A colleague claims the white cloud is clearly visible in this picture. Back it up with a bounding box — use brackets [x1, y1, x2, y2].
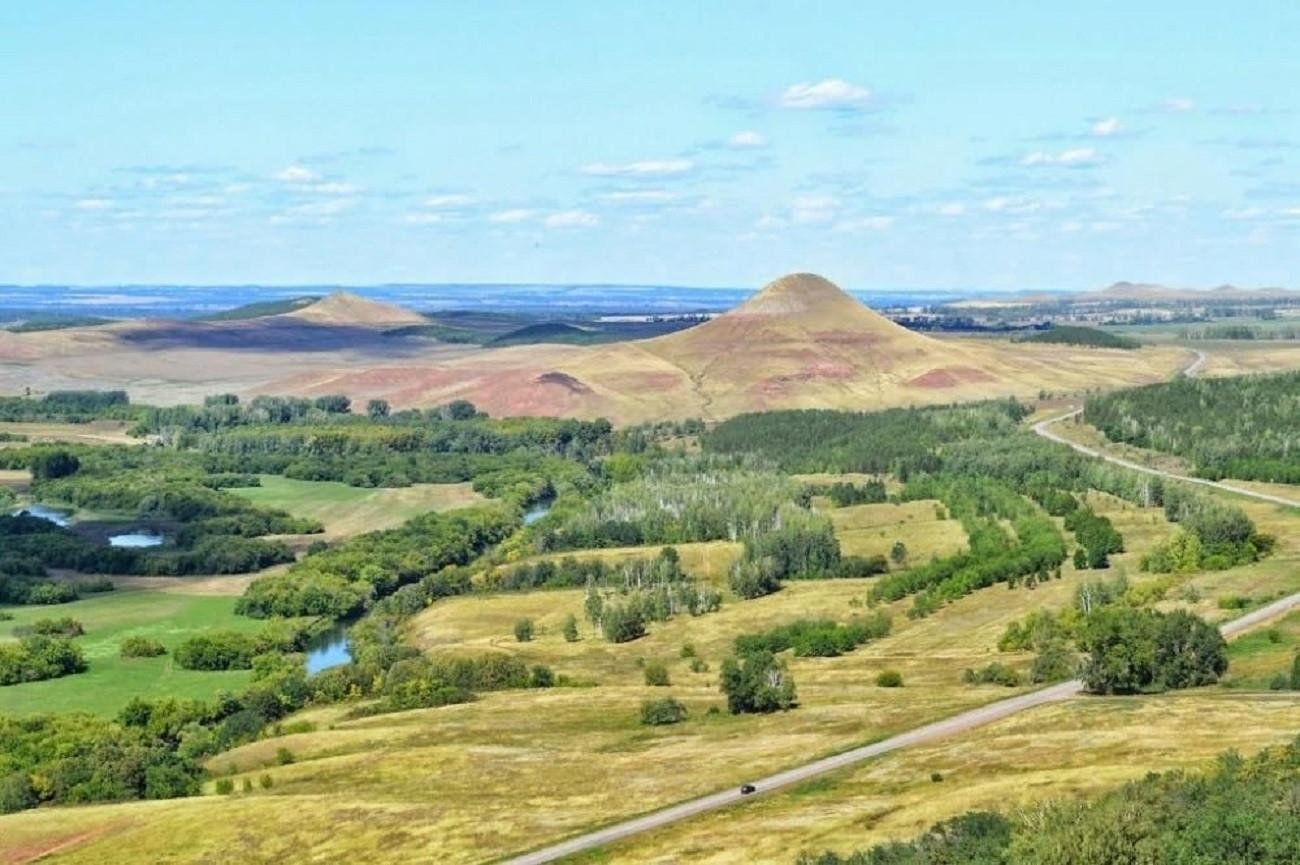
[1162, 97, 1195, 113]
[935, 202, 966, 217]
[598, 190, 680, 204]
[984, 196, 1041, 214]
[422, 194, 477, 209]
[754, 214, 787, 231]
[74, 198, 114, 210]
[1021, 146, 1098, 167]
[273, 197, 357, 222]
[1091, 116, 1122, 137]
[1222, 207, 1265, 220]
[488, 208, 536, 224]
[728, 130, 768, 149]
[580, 159, 693, 177]
[778, 78, 872, 111]
[790, 194, 838, 224]
[309, 181, 359, 195]
[544, 210, 599, 229]
[275, 165, 320, 183]
[835, 216, 894, 232]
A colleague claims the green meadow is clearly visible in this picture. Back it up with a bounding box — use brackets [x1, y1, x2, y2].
[0, 589, 260, 716]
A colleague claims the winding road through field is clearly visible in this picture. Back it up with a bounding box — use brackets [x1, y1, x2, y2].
[1032, 349, 1300, 510]
[502, 346, 1300, 865]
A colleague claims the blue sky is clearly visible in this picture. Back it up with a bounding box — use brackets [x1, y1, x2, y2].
[2, 1, 1299, 290]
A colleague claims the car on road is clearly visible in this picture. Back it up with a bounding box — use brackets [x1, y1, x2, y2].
[739, 783, 757, 795]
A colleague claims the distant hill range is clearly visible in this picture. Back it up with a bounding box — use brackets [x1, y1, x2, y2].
[1083, 281, 1300, 303]
[264, 273, 1189, 423]
[3, 275, 1236, 421]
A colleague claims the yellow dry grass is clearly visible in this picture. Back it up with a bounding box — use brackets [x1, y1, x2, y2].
[6, 475, 1300, 863]
[229, 475, 486, 540]
[488, 540, 743, 587]
[0, 469, 31, 491]
[828, 500, 967, 564]
[0, 420, 137, 447]
[588, 693, 1300, 864]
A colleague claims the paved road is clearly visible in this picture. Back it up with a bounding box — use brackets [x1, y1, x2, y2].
[503, 346, 1298, 865]
[503, 582, 1300, 865]
[1032, 411, 1300, 509]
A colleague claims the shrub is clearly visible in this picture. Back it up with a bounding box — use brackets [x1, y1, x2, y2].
[1216, 594, 1252, 610]
[259, 773, 273, 789]
[689, 657, 709, 673]
[215, 778, 235, 795]
[120, 636, 167, 658]
[720, 650, 797, 713]
[643, 661, 671, 686]
[640, 697, 687, 726]
[561, 613, 579, 642]
[513, 618, 534, 642]
[275, 747, 295, 766]
[529, 665, 554, 688]
[26, 616, 84, 637]
[962, 663, 1021, 687]
[876, 670, 904, 688]
[1030, 642, 1077, 683]
[0, 635, 87, 685]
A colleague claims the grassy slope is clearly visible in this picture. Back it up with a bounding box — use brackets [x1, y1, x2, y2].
[0, 590, 260, 716]
[228, 475, 484, 539]
[6, 473, 1300, 862]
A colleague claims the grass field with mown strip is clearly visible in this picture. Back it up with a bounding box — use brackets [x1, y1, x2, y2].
[228, 474, 485, 538]
[0, 589, 261, 716]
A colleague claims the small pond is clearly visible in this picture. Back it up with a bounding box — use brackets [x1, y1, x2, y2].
[108, 531, 166, 548]
[305, 622, 353, 674]
[12, 505, 72, 527]
[523, 498, 554, 526]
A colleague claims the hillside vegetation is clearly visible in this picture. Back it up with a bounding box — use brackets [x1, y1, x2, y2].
[1085, 370, 1300, 482]
[800, 735, 1300, 865]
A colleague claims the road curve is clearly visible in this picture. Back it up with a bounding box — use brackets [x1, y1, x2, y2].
[1032, 410, 1300, 509]
[503, 346, 1299, 865]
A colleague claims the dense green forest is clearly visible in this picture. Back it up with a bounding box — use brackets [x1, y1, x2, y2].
[1085, 370, 1300, 482]
[797, 736, 1300, 864]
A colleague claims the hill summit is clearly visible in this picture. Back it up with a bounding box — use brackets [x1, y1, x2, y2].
[283, 291, 429, 328]
[649, 271, 942, 365]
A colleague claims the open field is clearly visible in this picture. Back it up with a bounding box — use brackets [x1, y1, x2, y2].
[490, 540, 743, 587]
[828, 500, 967, 564]
[1222, 608, 1300, 689]
[0, 420, 137, 447]
[0, 589, 261, 716]
[6, 416, 1300, 861]
[574, 692, 1300, 864]
[228, 475, 485, 539]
